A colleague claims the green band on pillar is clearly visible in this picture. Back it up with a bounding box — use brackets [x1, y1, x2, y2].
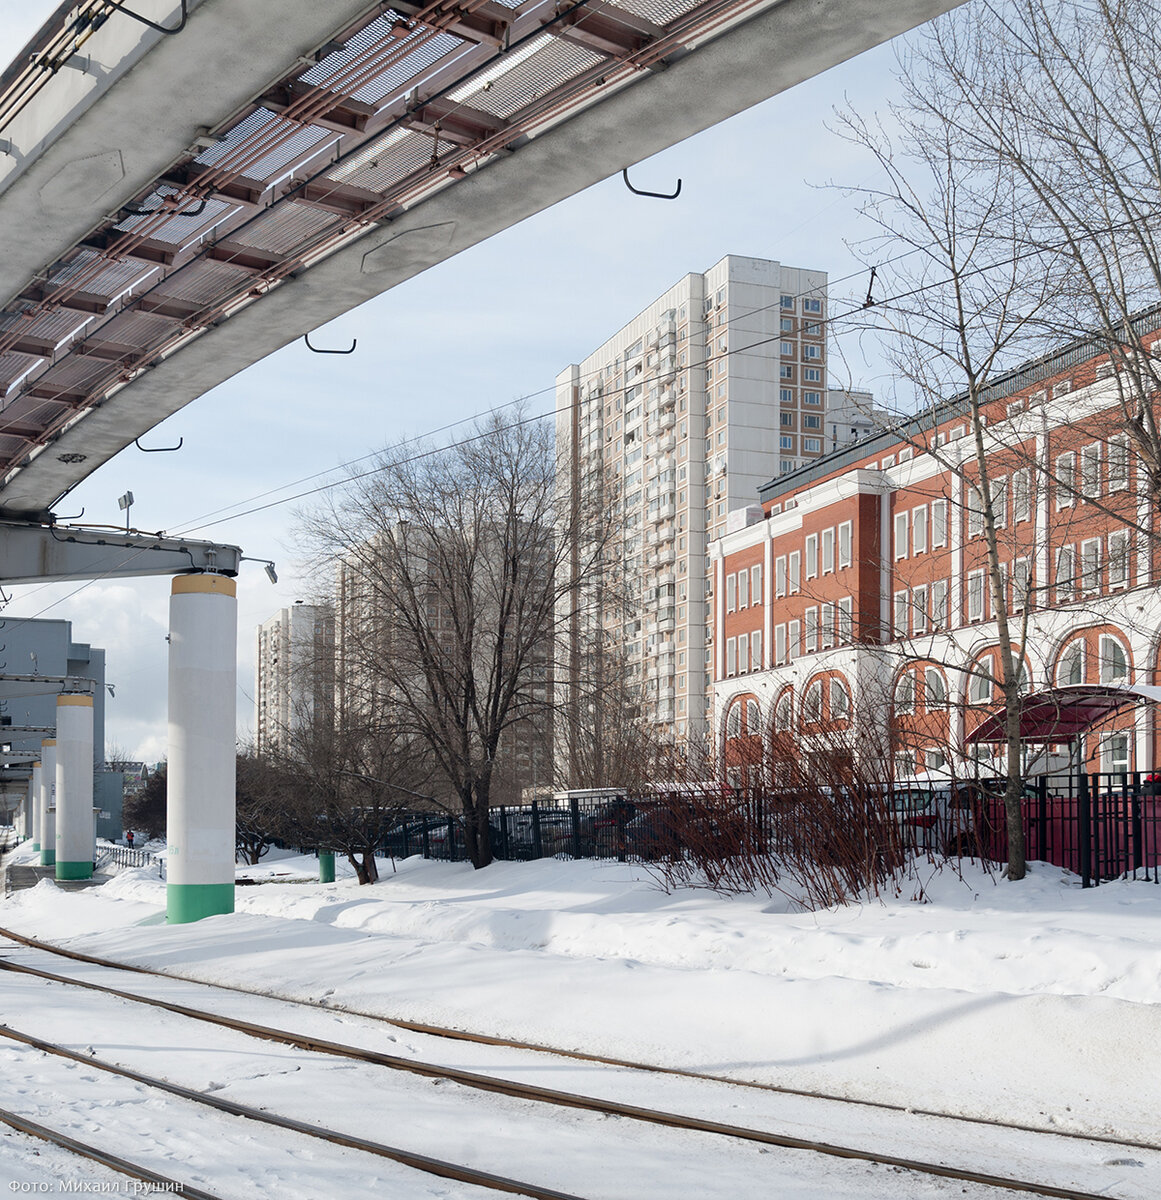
[39, 850, 55, 866]
[32, 842, 40, 852]
[56, 861, 92, 880]
[167, 883, 235, 924]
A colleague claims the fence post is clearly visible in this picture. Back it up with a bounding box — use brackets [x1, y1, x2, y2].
[570, 797, 581, 859]
[1036, 774, 1047, 861]
[1131, 773, 1144, 876]
[1078, 771, 1091, 889]
[531, 799, 542, 860]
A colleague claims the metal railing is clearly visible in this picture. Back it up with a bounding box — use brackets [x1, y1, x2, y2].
[379, 775, 1161, 887]
[95, 843, 164, 878]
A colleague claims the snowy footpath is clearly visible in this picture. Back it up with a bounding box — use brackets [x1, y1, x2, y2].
[3, 846, 1159, 1147]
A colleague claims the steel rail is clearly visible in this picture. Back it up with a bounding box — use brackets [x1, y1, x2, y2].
[0, 947, 1145, 1199]
[0, 1106, 225, 1200]
[1, 924, 1157, 1157]
[0, 1022, 586, 1200]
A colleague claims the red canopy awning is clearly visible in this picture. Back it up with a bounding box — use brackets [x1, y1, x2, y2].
[965, 684, 1161, 745]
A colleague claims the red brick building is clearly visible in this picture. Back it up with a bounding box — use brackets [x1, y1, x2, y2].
[711, 321, 1161, 787]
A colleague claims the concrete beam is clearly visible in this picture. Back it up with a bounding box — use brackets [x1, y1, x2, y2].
[0, 0, 963, 518]
[0, 522, 241, 582]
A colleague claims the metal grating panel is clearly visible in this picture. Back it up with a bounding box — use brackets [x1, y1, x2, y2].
[195, 109, 339, 186]
[25, 355, 115, 392]
[97, 309, 182, 347]
[610, 0, 706, 23]
[328, 127, 433, 193]
[112, 189, 237, 247]
[462, 37, 605, 120]
[148, 261, 257, 306]
[0, 308, 92, 346]
[300, 16, 466, 107]
[0, 354, 41, 395]
[231, 202, 340, 255]
[46, 251, 157, 300]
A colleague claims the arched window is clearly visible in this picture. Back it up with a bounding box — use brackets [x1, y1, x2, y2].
[726, 704, 742, 739]
[894, 671, 916, 713]
[1100, 635, 1129, 684]
[803, 680, 823, 723]
[774, 694, 792, 732]
[924, 667, 947, 708]
[970, 655, 994, 704]
[1058, 641, 1084, 686]
[830, 679, 850, 718]
[745, 698, 760, 731]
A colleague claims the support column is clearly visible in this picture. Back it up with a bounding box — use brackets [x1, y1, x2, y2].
[38, 739, 55, 867]
[55, 694, 94, 880]
[167, 573, 237, 924]
[29, 767, 40, 851]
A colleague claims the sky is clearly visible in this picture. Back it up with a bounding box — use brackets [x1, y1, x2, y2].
[0, 1, 914, 760]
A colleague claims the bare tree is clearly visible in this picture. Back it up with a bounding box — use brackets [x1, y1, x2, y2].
[833, 65, 1072, 876]
[299, 408, 612, 868]
[904, 0, 1161, 498]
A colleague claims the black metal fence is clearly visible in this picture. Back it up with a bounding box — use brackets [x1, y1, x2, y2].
[381, 775, 1161, 888]
[977, 772, 1161, 887]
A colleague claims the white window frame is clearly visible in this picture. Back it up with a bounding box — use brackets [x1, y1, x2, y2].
[788, 551, 801, 595]
[1099, 635, 1129, 685]
[774, 623, 787, 666]
[837, 596, 853, 644]
[830, 678, 850, 718]
[750, 630, 763, 673]
[931, 579, 948, 630]
[805, 534, 818, 580]
[1080, 538, 1102, 594]
[912, 583, 929, 635]
[751, 564, 762, 605]
[838, 521, 853, 569]
[992, 476, 1007, 528]
[894, 511, 909, 560]
[1108, 436, 1130, 492]
[821, 527, 835, 574]
[1108, 529, 1130, 589]
[788, 619, 801, 662]
[821, 601, 835, 649]
[967, 570, 985, 622]
[1081, 443, 1101, 499]
[970, 655, 993, 704]
[912, 506, 928, 555]
[804, 607, 818, 654]
[726, 637, 737, 677]
[775, 555, 787, 598]
[1055, 452, 1075, 509]
[1013, 469, 1031, 523]
[932, 499, 948, 548]
[1055, 544, 1075, 603]
[894, 589, 909, 638]
[894, 671, 916, 714]
[738, 569, 749, 609]
[726, 573, 736, 612]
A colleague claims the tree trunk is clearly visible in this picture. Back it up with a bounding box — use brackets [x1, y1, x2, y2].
[348, 850, 379, 884]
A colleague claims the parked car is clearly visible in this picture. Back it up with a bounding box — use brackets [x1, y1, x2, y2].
[884, 782, 986, 855]
[381, 815, 450, 858]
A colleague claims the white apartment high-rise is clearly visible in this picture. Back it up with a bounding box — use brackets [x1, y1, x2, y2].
[556, 254, 829, 746]
[255, 603, 334, 754]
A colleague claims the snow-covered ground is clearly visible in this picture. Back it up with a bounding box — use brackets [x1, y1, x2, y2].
[2, 841, 1159, 1195]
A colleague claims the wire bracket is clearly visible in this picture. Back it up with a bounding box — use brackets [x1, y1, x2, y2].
[622, 167, 681, 200]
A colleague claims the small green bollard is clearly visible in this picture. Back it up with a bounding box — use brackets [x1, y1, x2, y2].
[318, 851, 335, 883]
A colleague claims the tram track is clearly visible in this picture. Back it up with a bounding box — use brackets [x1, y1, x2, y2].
[0, 928, 1154, 1199]
[0, 924, 1156, 1155]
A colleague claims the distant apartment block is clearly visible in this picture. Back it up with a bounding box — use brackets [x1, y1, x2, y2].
[255, 603, 334, 754]
[556, 254, 844, 745]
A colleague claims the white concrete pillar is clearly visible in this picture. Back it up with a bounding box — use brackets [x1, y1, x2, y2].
[55, 694, 94, 880]
[30, 764, 40, 851]
[38, 739, 55, 867]
[167, 573, 237, 923]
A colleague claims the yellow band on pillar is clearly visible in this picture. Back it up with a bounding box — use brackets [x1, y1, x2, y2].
[172, 573, 237, 598]
[32, 761, 40, 769]
[41, 739, 55, 747]
[57, 694, 93, 707]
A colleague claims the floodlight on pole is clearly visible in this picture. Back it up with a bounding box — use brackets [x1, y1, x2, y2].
[240, 556, 278, 584]
[117, 490, 134, 532]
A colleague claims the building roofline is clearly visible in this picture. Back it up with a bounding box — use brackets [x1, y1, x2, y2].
[758, 303, 1161, 506]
